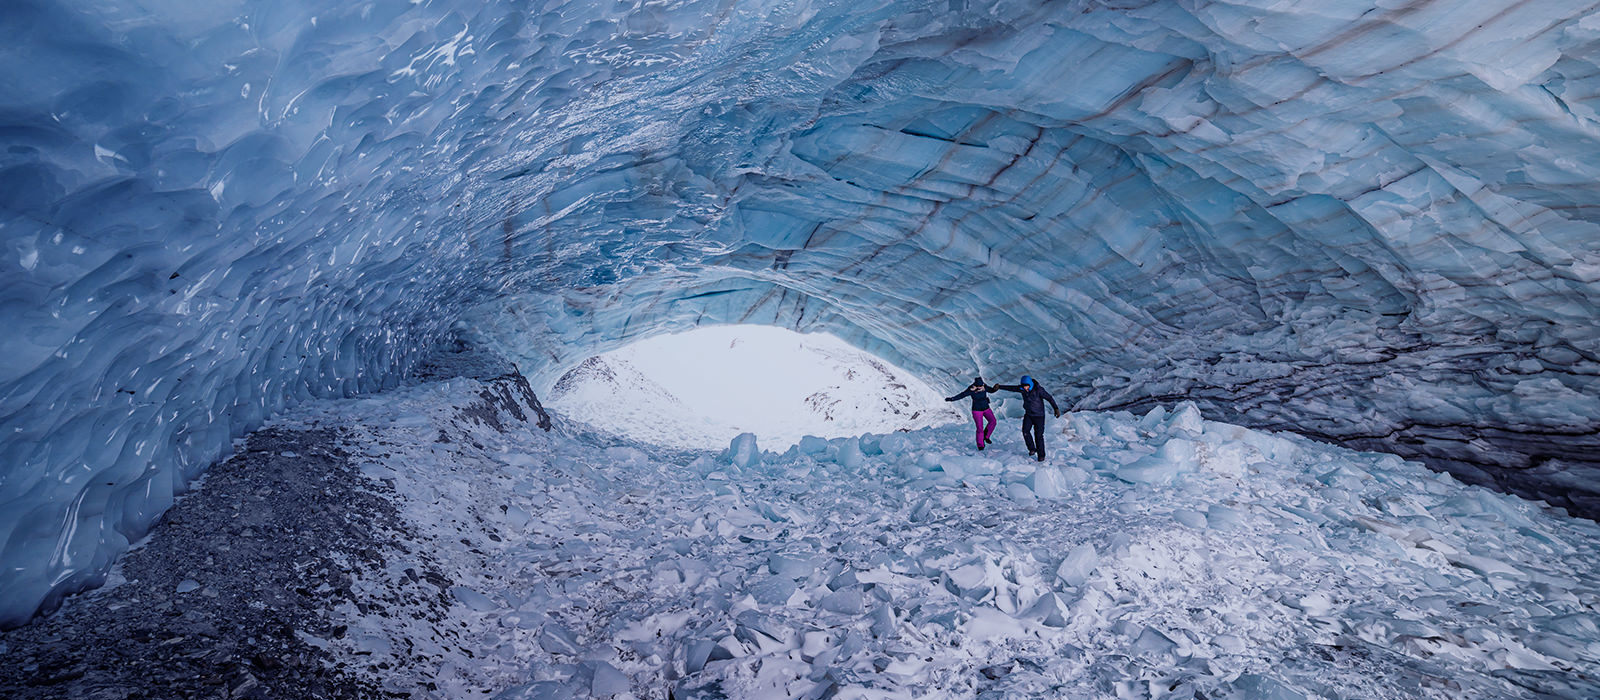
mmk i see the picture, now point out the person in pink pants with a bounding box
[945,377,999,450]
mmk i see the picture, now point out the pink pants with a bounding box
[972,409,996,447]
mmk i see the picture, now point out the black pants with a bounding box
[1022,414,1046,459]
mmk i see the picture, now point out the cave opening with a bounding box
[545,324,959,450]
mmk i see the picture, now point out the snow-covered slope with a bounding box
[549,327,957,449]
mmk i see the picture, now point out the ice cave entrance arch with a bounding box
[546,326,959,450]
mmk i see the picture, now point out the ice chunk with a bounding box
[947,562,995,598]
[769,553,817,580]
[940,454,1002,478]
[799,436,830,455]
[877,433,913,455]
[1139,406,1168,432]
[857,433,883,455]
[1212,634,1246,654]
[1448,553,1527,580]
[818,588,867,615]
[1055,544,1098,587]
[1131,626,1180,659]
[1172,509,1207,529]
[1228,674,1308,700]
[1024,467,1067,498]
[452,585,499,612]
[1166,401,1204,439]
[539,624,582,656]
[965,607,1024,641]
[588,662,630,697]
[1206,504,1247,530]
[684,638,735,674]
[1200,441,1252,477]
[834,437,866,469]
[1005,482,1037,502]
[722,433,760,469]
[868,604,896,638]
[1116,438,1198,484]
[1021,592,1070,627]
[1059,465,1090,485]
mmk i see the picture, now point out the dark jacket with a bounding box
[995,382,1059,417]
[946,384,997,411]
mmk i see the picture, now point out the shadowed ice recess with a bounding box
[2,0,1599,631]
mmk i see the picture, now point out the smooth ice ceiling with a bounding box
[2,0,1599,625]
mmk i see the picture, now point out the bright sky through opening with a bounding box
[548,326,959,450]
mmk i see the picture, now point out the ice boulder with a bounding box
[1021,592,1070,627]
[767,553,817,580]
[722,433,760,469]
[1206,423,1301,464]
[878,433,913,455]
[1059,466,1090,486]
[798,436,830,455]
[1206,505,1247,531]
[1025,466,1077,499]
[1228,674,1310,700]
[1199,441,1254,478]
[1166,402,1204,439]
[939,455,1002,479]
[1066,413,1102,442]
[1005,482,1037,503]
[1139,406,1168,432]
[588,661,630,697]
[857,433,883,455]
[1172,509,1207,529]
[834,437,866,469]
[1055,544,1099,587]
[1115,438,1199,484]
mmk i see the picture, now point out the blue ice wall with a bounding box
[4,0,1600,625]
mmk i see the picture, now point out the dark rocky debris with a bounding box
[0,427,409,698]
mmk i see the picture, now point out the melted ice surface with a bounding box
[4,0,1600,624]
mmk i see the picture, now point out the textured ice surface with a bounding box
[5,0,1600,625]
[280,379,1600,698]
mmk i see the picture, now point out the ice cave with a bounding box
[3,0,1600,697]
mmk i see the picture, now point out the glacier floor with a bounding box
[303,371,1600,698]
[5,364,1600,699]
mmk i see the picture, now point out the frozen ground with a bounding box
[4,356,1597,698]
[289,364,1600,697]
[548,326,957,450]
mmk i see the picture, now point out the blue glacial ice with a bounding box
[3,0,1600,628]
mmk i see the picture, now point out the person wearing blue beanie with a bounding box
[994,375,1060,461]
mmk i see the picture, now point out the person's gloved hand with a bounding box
[1053,409,1061,418]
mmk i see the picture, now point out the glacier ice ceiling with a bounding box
[2,0,1598,626]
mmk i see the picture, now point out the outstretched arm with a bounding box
[946,388,975,402]
[1042,387,1060,416]
[993,384,1023,393]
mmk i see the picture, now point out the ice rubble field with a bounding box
[280,377,1600,699]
